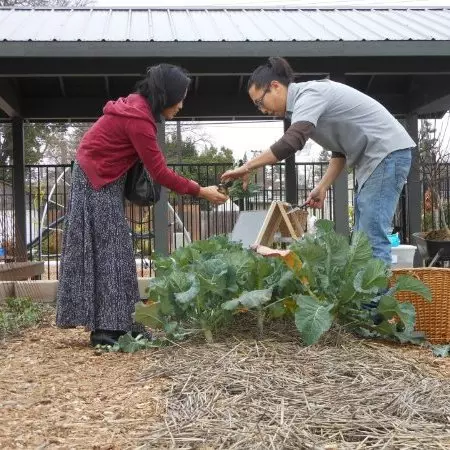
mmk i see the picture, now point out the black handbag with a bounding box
[124,161,161,206]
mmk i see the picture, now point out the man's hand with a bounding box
[221,166,250,189]
[306,185,327,209]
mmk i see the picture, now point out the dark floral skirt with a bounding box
[56,163,140,331]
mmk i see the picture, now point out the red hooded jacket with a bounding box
[76,94,200,196]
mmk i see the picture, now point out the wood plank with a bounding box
[0,262,45,281]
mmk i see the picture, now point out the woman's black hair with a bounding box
[136,63,191,121]
[247,57,294,90]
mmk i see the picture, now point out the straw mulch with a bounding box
[1,315,450,449]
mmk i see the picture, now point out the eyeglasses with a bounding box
[253,86,271,110]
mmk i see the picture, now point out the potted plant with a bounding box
[413,118,450,264]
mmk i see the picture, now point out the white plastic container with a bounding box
[391,244,417,267]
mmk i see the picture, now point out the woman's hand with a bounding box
[198,186,229,205]
[221,166,250,189]
[306,185,327,209]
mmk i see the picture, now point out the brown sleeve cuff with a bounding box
[270,121,315,161]
[331,151,346,158]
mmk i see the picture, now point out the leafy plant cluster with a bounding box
[134,221,432,347]
[0,297,44,338]
[226,179,260,199]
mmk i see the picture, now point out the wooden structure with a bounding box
[254,202,308,247]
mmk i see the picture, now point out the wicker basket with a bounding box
[391,267,450,344]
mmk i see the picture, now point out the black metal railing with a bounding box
[2,162,448,279]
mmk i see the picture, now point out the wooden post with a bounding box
[12,118,27,262]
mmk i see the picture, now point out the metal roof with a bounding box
[0,7,449,42]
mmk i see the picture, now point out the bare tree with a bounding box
[418,114,450,237]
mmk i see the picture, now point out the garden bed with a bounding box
[0,314,449,449]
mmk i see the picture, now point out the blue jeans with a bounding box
[354,148,412,265]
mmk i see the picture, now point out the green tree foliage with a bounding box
[0,123,83,166]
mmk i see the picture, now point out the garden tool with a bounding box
[286,201,309,215]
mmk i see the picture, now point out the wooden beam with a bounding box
[0,79,21,117]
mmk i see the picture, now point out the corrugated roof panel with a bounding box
[402,9,450,39]
[368,10,417,39]
[128,10,151,42]
[207,10,247,41]
[0,8,450,42]
[188,10,221,41]
[251,10,291,41]
[336,10,388,40]
[263,10,316,41]
[299,10,346,40]
[151,10,176,41]
[9,9,46,40]
[58,9,92,41]
[104,10,130,41]
[344,10,407,40]
[82,9,110,41]
[380,10,435,40]
[226,10,268,41]
[0,9,32,40]
[426,8,450,33]
[313,10,367,40]
[171,10,200,41]
[33,9,70,40]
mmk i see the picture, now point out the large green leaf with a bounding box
[147,277,174,315]
[337,277,357,304]
[273,269,303,298]
[173,273,200,305]
[258,259,276,288]
[290,236,328,266]
[396,302,416,332]
[294,295,334,345]
[196,258,229,295]
[353,259,389,294]
[374,320,397,337]
[392,275,432,302]
[376,295,400,320]
[222,288,273,310]
[377,295,416,331]
[171,247,200,268]
[347,231,373,271]
[133,301,164,329]
[323,232,350,270]
[152,255,176,276]
[314,219,335,236]
[432,345,450,357]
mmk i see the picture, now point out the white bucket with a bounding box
[391,244,417,268]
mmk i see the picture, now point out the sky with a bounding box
[93,0,450,161]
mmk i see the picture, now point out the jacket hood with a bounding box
[103,94,154,121]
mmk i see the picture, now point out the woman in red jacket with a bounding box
[56,64,228,347]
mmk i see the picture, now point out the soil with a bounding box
[425,228,450,240]
[0,316,168,449]
[1,314,449,449]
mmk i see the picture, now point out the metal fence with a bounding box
[1,162,448,279]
